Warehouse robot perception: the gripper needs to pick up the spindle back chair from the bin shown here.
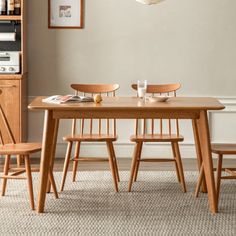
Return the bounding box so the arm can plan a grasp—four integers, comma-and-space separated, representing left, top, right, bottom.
131, 83, 181, 137
195, 144, 236, 207
128, 83, 186, 192
60, 84, 120, 192
70, 84, 119, 137
0, 103, 58, 210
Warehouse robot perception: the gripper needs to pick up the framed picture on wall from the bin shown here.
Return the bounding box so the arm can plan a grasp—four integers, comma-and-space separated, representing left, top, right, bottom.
48, 0, 84, 29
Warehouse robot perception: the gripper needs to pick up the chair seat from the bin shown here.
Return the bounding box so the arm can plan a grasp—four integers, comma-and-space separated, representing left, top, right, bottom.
63, 134, 118, 142
211, 144, 236, 155
130, 134, 184, 142
0, 143, 42, 155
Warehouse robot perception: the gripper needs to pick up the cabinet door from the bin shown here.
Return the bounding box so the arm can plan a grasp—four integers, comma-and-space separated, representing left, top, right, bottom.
0, 80, 20, 143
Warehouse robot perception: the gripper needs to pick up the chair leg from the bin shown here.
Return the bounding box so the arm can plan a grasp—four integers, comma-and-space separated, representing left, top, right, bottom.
128, 142, 142, 192
60, 141, 73, 192
173, 142, 186, 192
195, 163, 204, 197
48, 168, 59, 199
72, 141, 81, 182
216, 154, 223, 204
109, 142, 120, 182
24, 155, 35, 210
133, 142, 143, 182
72, 161, 78, 183
1, 155, 10, 196
16, 154, 24, 167
171, 142, 181, 182
106, 141, 118, 192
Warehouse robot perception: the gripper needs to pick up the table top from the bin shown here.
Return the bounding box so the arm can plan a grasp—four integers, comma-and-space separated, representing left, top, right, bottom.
28, 96, 225, 111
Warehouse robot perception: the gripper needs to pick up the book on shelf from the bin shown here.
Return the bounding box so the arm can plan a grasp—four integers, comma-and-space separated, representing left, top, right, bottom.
42, 95, 94, 104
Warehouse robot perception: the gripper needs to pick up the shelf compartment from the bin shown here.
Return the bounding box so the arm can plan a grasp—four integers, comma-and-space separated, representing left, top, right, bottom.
0, 15, 22, 21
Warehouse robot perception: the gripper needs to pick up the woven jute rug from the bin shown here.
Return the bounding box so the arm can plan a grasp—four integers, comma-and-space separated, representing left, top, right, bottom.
0, 171, 235, 235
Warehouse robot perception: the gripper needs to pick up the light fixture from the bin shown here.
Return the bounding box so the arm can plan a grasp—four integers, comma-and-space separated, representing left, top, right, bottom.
136, 0, 165, 5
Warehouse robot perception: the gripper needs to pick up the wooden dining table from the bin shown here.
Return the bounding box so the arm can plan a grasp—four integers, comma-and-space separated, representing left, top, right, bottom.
28, 96, 225, 214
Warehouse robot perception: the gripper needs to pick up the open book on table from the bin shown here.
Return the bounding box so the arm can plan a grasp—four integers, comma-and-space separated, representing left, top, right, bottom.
42, 95, 94, 104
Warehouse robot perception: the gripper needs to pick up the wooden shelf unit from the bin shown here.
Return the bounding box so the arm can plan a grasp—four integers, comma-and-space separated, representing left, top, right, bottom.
0, 0, 27, 143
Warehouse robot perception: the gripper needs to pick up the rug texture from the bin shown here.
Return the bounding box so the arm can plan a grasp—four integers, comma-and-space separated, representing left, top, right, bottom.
0, 171, 235, 235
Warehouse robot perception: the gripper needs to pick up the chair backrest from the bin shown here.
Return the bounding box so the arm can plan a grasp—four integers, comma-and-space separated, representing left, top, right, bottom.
0, 104, 16, 145
131, 83, 181, 136
70, 84, 120, 136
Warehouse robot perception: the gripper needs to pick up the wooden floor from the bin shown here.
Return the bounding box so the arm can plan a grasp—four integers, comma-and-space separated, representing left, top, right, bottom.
1, 158, 236, 172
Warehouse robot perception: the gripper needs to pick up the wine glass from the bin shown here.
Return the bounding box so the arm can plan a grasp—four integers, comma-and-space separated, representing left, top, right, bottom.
137, 80, 147, 99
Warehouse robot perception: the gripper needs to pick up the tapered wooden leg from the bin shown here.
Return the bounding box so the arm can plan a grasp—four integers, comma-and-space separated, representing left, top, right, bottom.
25, 155, 35, 210
16, 155, 21, 167
173, 142, 186, 192
133, 142, 143, 182
16, 155, 23, 167
106, 142, 118, 192
133, 161, 140, 182
197, 110, 218, 214
195, 164, 204, 197
72, 161, 78, 182
1, 155, 10, 196
109, 142, 120, 182
60, 141, 73, 192
128, 142, 141, 192
72, 141, 81, 182
46, 119, 59, 193
48, 168, 58, 199
171, 142, 181, 182
192, 119, 207, 193
216, 154, 223, 204
37, 110, 57, 213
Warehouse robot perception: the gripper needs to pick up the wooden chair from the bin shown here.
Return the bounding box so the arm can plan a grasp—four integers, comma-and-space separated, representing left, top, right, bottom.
128, 83, 186, 192
195, 144, 236, 204
0, 104, 58, 210
60, 84, 120, 192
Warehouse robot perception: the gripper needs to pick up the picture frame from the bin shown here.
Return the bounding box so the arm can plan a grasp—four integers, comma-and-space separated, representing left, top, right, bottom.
48, 0, 84, 29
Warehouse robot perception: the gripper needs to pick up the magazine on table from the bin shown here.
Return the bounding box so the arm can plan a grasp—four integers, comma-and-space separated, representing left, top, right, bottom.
42, 95, 94, 104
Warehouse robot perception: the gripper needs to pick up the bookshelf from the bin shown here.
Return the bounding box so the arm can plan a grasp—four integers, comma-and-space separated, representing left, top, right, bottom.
0, 0, 27, 142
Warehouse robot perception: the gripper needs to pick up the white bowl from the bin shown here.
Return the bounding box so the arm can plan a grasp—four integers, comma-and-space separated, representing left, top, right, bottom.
147, 96, 169, 102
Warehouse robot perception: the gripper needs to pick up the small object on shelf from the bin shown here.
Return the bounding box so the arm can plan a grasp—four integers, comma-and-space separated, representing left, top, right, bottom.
0, 51, 20, 74
42, 95, 94, 104
0, 0, 6, 15
93, 94, 102, 103
7, 0, 14, 15
0, 32, 16, 41
14, 0, 20, 15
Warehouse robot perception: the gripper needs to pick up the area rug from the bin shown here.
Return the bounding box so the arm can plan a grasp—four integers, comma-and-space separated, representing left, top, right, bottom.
0, 171, 235, 235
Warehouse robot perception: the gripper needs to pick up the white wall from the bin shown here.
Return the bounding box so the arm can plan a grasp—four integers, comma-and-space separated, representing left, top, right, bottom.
27, 0, 236, 158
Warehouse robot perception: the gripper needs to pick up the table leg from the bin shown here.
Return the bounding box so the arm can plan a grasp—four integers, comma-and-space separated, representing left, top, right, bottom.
197, 110, 218, 213
46, 119, 59, 193
192, 119, 207, 193
37, 110, 57, 213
